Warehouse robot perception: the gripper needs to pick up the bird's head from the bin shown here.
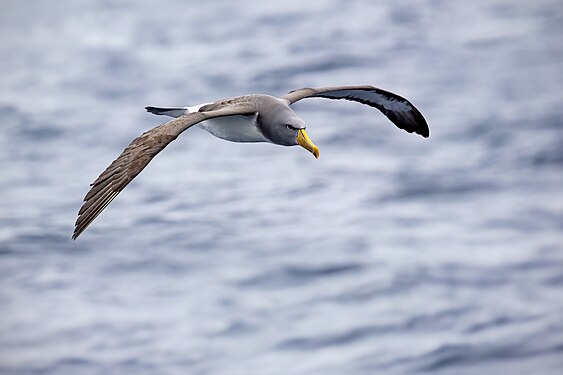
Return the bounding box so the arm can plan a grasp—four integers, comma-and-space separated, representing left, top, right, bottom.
260, 98, 319, 158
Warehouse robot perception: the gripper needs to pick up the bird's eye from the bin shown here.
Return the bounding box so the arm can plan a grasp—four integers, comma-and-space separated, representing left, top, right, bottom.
286, 125, 298, 130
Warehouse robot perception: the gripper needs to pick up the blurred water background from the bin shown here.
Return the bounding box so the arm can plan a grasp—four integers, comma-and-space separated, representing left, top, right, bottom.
1, 0, 563, 374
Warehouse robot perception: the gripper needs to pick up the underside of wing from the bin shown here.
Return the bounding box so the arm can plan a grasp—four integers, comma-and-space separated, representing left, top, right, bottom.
281, 85, 429, 137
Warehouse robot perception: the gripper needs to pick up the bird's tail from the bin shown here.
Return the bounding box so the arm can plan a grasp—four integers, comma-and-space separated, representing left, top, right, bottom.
145, 106, 189, 118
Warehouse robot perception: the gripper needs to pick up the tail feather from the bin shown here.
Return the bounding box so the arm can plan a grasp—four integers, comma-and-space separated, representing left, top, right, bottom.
145, 106, 188, 118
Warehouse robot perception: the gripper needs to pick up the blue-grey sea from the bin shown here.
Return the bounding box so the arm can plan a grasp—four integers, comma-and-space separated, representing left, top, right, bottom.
1, 1, 563, 374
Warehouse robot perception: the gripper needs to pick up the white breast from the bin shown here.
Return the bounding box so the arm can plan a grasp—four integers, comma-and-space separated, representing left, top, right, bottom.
196, 113, 270, 143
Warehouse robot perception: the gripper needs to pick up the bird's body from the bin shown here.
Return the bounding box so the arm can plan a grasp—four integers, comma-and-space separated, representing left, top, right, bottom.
195, 96, 287, 143
73, 85, 429, 239
197, 112, 266, 143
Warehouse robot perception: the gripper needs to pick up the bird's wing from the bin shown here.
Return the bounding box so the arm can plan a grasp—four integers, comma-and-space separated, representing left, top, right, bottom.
280, 85, 429, 138
73, 103, 257, 239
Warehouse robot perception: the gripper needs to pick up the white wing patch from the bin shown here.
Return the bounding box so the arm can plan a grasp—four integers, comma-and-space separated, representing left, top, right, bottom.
317, 89, 412, 112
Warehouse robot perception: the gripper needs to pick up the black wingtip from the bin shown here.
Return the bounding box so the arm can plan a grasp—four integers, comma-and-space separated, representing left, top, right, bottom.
418, 118, 430, 138
384, 106, 429, 138
72, 223, 84, 240
398, 101, 429, 138
394, 98, 429, 138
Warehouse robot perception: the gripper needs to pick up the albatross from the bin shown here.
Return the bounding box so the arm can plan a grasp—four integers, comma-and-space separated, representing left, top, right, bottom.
73, 85, 429, 239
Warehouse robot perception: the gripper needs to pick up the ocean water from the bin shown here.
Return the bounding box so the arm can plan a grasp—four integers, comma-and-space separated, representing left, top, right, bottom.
1, 0, 563, 374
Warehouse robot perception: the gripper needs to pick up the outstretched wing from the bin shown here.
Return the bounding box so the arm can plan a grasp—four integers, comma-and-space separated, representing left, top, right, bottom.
281, 85, 429, 138
73, 104, 256, 239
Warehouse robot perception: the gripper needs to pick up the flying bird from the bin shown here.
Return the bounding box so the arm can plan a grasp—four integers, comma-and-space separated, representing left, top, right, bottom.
73, 85, 429, 239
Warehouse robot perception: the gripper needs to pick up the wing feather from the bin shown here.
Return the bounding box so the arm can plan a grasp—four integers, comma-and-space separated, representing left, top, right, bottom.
73, 104, 256, 239
281, 85, 429, 137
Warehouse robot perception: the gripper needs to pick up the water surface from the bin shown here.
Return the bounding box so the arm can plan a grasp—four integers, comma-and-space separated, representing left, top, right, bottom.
1, 1, 563, 374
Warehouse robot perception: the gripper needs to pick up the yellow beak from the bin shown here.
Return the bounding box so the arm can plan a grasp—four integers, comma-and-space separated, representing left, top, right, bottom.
296, 129, 320, 159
